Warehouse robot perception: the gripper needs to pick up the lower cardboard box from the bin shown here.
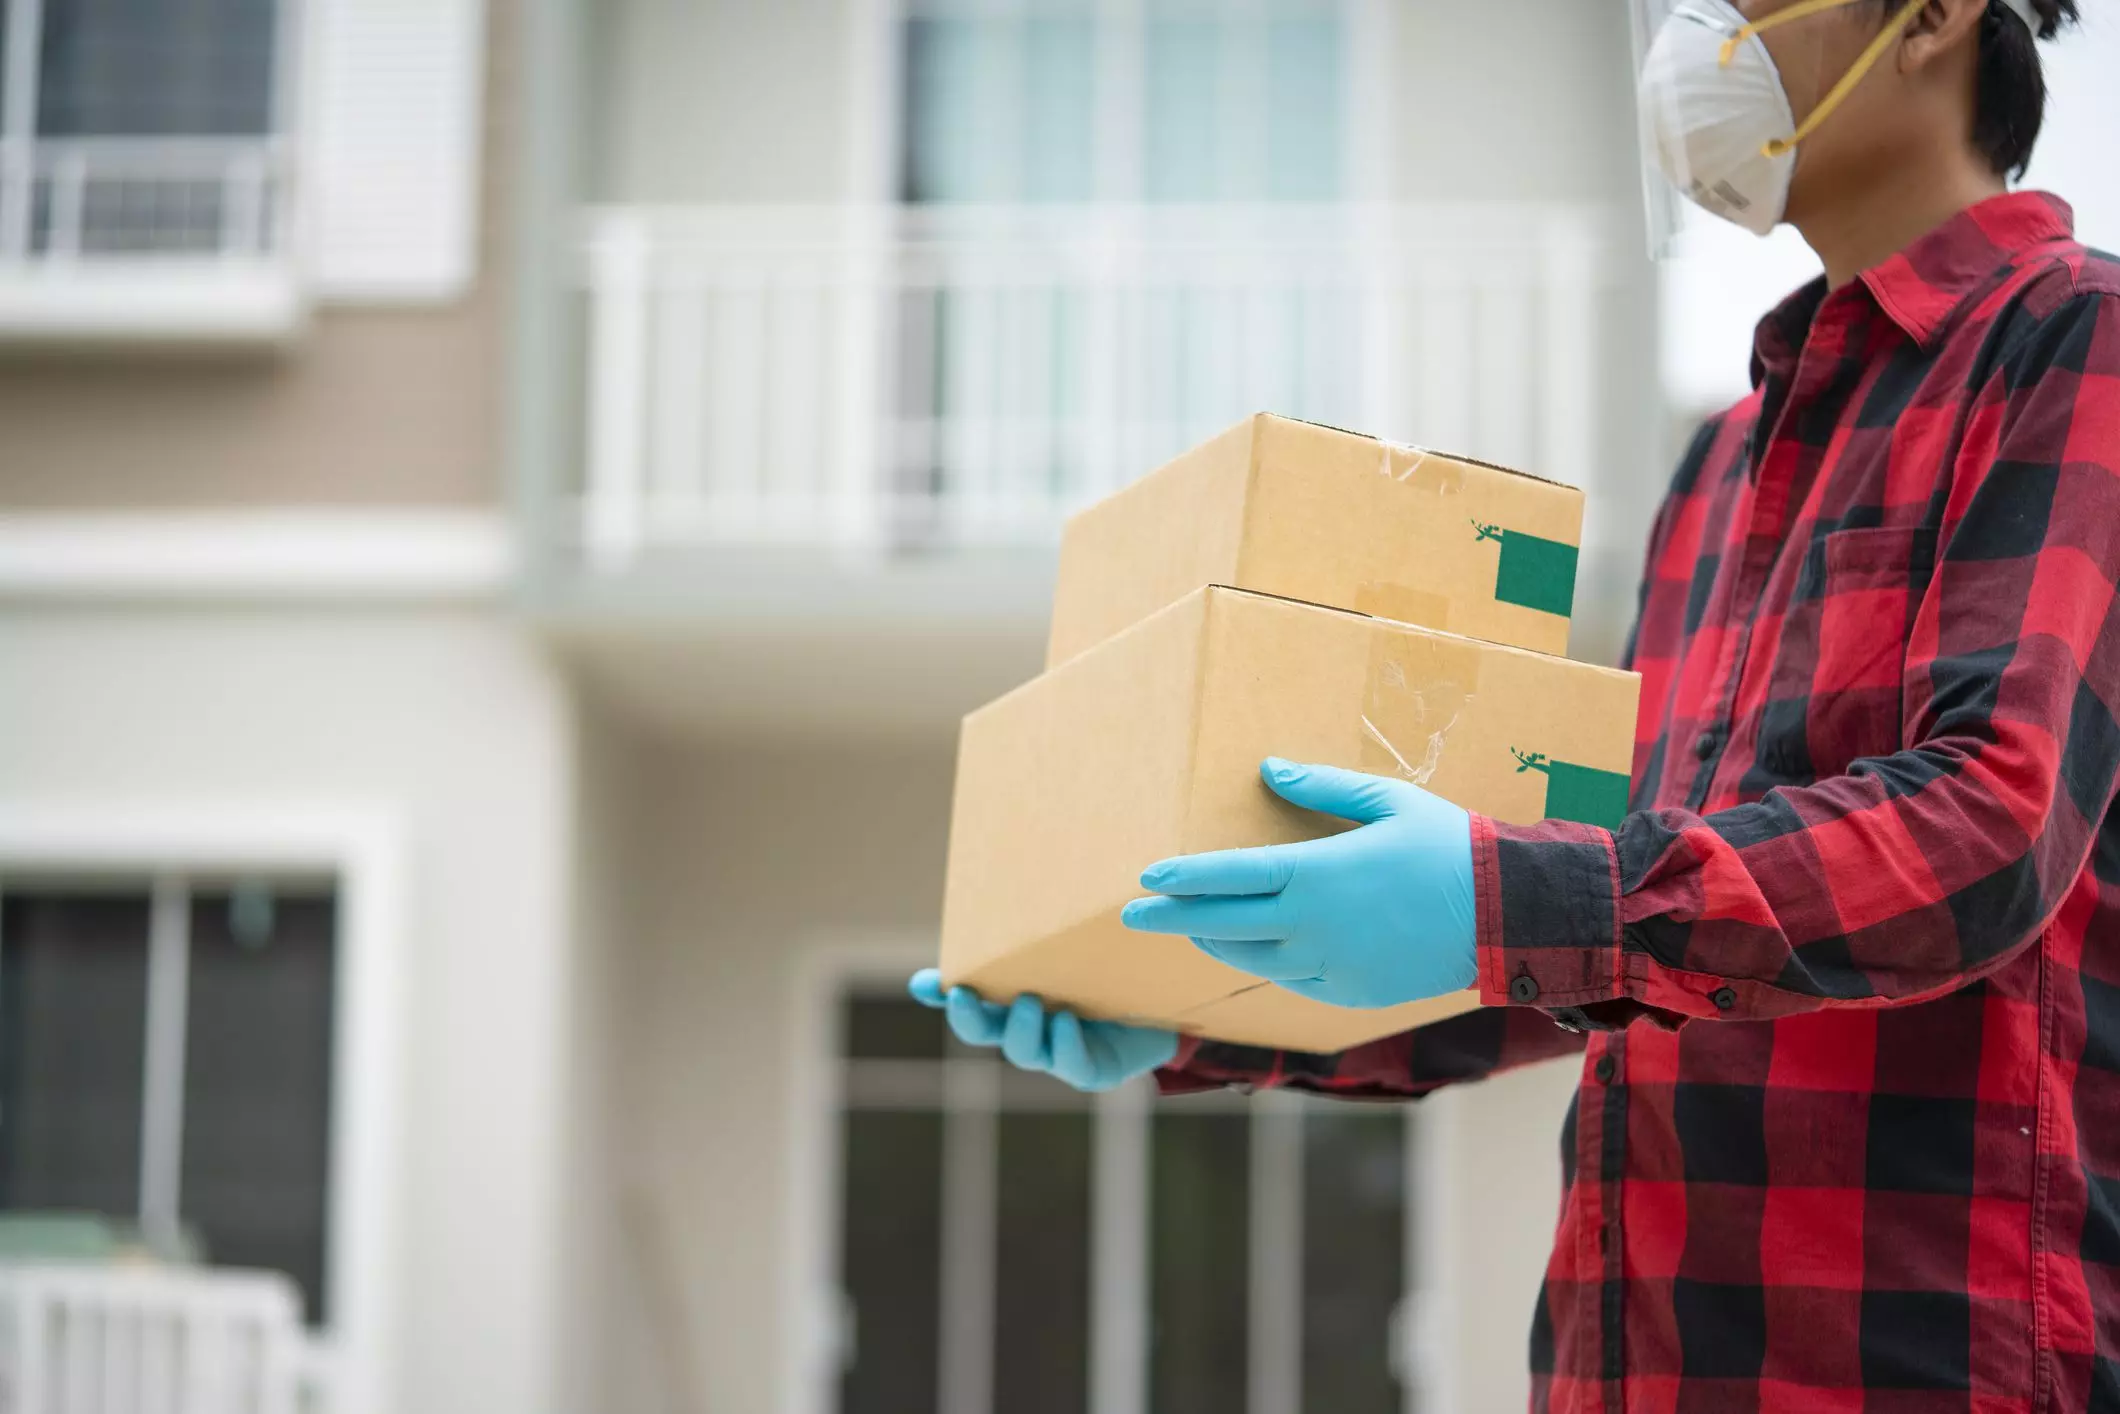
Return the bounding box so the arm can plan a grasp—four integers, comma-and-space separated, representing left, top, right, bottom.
939, 585, 1642, 1054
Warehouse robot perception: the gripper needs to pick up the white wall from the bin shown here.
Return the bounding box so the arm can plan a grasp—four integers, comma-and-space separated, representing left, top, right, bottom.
1391, 0, 1643, 206
607, 741, 954, 1414
1425, 1065, 1580, 1414
1391, 0, 1668, 666
603, 737, 1581, 1414
588, 0, 862, 203
0, 605, 580, 1414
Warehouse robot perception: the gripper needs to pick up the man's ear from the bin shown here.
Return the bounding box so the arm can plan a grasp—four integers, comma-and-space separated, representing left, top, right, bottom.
1900, 0, 1989, 70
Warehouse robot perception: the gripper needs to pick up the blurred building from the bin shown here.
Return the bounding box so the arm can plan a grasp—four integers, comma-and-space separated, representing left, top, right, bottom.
0, 2, 555, 1412
534, 6, 1653, 1414
0, 2, 2104, 1413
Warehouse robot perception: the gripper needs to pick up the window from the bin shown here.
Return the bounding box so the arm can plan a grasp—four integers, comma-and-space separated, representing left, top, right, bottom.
899, 0, 1351, 205
829, 984, 1417, 1414
0, 0, 287, 260
0, 876, 338, 1325
885, 0, 1372, 542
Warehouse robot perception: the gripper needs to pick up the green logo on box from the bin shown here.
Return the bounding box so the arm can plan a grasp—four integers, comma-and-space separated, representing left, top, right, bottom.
1512, 749, 1630, 829
1474, 520, 1579, 619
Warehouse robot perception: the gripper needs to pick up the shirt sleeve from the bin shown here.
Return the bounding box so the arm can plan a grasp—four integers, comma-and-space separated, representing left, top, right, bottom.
1157, 1002, 1586, 1100
1475, 285, 2120, 1023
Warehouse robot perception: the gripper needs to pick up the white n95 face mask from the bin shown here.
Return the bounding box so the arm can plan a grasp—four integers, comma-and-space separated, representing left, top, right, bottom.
1637, 0, 1800, 237
1634, 0, 1948, 243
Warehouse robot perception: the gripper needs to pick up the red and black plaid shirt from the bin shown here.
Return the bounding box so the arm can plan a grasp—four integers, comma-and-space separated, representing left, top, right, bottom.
1165, 192, 2120, 1412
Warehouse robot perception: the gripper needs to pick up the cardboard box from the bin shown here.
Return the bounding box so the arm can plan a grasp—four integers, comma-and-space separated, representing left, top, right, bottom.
942, 586, 1641, 1054
1046, 413, 1585, 668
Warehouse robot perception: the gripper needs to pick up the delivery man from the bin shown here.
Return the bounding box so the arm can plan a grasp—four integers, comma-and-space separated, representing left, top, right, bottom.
913, 0, 2120, 1406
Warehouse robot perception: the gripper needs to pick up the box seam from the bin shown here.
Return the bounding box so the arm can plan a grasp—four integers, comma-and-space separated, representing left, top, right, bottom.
1177, 587, 1254, 1017
1230, 412, 1268, 589
1203, 581, 1638, 688
1267, 411, 1578, 491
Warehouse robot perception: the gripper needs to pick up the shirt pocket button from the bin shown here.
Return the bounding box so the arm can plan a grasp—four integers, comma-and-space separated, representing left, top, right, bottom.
1712, 986, 1738, 1012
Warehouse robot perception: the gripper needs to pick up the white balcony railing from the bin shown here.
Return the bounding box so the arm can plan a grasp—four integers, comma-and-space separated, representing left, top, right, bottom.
0, 138, 289, 263
570, 204, 1624, 572
0, 1266, 328, 1414
0, 137, 300, 340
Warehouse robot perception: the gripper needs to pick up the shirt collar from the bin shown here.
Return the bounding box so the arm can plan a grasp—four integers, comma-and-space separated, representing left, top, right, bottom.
1750, 278, 1829, 393
1750, 191, 2076, 389
1859, 190, 2074, 347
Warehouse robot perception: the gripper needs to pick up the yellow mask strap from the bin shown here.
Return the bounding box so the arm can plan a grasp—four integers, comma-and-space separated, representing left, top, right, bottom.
1720, 0, 1932, 159
1720, 0, 1868, 62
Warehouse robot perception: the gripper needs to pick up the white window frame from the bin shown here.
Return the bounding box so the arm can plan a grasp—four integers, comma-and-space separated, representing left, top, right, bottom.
846, 0, 1399, 207
784, 932, 1454, 1414
0, 0, 310, 340
0, 803, 409, 1414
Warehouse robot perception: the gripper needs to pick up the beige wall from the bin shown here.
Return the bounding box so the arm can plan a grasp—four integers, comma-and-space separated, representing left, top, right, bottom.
0, 603, 580, 1414
604, 735, 1581, 1414
0, 0, 519, 511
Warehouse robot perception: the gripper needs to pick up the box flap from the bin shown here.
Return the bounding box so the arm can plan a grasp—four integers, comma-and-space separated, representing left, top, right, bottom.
1260, 411, 1577, 490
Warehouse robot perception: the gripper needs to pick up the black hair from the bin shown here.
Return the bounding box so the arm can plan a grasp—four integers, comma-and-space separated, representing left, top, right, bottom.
1971, 0, 2079, 179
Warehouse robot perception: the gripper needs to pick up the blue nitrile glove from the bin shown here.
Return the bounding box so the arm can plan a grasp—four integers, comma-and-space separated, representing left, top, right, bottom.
908, 970, 1178, 1092
1120, 758, 1477, 1009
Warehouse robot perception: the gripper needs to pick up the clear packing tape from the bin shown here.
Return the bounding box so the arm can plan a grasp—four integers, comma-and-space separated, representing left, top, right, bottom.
1352, 439, 1582, 633
1356, 604, 1634, 828
1359, 625, 1479, 790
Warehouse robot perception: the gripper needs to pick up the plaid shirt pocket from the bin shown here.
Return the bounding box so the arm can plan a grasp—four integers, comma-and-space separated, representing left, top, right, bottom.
1774, 524, 1940, 777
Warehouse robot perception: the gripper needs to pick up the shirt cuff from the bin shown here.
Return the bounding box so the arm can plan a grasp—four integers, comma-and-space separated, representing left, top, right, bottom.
1155, 1034, 1273, 1096
1471, 812, 1632, 1010
1470, 814, 1750, 1023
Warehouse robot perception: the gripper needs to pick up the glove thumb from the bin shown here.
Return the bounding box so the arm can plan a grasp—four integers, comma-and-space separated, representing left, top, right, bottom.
1260, 758, 1401, 825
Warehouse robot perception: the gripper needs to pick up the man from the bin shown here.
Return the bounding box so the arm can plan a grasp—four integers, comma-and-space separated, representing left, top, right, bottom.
913, 0, 2120, 1406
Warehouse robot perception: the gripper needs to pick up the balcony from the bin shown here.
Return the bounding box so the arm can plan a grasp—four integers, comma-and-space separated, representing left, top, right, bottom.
0, 1261, 333, 1413
529, 202, 1626, 731
0, 136, 301, 344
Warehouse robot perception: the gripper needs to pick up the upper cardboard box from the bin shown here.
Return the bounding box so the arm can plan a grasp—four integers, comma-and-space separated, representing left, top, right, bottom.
946, 584, 1641, 1054
1046, 413, 1585, 667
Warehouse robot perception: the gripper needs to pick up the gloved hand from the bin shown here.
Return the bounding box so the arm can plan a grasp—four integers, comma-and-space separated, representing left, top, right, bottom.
908, 969, 1179, 1092
1121, 757, 1477, 1009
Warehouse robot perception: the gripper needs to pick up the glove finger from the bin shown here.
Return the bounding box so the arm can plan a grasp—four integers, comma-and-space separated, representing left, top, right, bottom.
1123, 893, 1291, 941
1192, 935, 1324, 984
1047, 1010, 1110, 1092
944, 986, 1008, 1047
1120, 1025, 1181, 1074
1261, 757, 1401, 825
1138, 844, 1297, 898
1001, 994, 1055, 1072
907, 969, 947, 1009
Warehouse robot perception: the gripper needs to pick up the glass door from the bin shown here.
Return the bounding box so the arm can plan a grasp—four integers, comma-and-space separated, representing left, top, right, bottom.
829, 983, 1419, 1414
